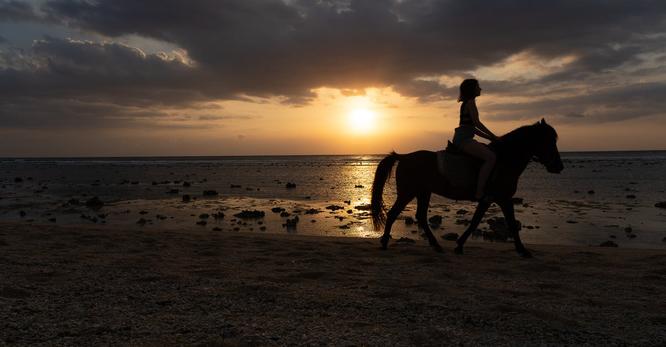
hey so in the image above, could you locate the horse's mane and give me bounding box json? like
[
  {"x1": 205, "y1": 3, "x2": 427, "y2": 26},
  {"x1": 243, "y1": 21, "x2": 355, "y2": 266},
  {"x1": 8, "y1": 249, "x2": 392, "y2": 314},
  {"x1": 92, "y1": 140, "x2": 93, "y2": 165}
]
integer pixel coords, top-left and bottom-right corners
[{"x1": 490, "y1": 121, "x2": 558, "y2": 157}]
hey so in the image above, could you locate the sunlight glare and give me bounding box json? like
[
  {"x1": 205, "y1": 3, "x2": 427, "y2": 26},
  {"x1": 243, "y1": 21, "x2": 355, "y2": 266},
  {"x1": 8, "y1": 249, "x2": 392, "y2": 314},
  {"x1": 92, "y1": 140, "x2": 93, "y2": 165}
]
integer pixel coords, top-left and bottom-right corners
[{"x1": 348, "y1": 108, "x2": 376, "y2": 134}]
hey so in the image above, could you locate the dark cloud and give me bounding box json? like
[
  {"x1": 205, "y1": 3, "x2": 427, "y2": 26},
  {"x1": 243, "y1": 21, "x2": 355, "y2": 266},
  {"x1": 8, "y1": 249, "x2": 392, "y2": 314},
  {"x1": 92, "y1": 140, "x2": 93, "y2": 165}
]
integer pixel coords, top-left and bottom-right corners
[{"x1": 0, "y1": 0, "x2": 665, "y2": 130}]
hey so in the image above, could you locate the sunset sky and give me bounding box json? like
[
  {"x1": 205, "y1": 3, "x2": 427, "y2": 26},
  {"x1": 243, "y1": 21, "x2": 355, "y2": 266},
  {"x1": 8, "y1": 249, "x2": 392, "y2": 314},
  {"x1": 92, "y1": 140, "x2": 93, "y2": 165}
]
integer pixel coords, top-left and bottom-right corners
[{"x1": 1, "y1": 0, "x2": 665, "y2": 156}]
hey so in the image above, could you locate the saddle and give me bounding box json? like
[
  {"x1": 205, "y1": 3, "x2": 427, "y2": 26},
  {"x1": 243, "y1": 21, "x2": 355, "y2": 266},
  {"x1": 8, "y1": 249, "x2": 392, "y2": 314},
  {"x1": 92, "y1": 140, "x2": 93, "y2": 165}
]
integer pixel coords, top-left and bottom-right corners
[{"x1": 436, "y1": 141, "x2": 485, "y2": 189}]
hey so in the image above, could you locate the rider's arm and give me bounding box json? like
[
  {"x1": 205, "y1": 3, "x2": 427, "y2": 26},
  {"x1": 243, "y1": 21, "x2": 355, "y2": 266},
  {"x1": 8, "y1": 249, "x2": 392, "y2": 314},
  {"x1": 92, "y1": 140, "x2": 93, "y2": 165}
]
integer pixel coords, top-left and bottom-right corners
[{"x1": 468, "y1": 102, "x2": 499, "y2": 141}]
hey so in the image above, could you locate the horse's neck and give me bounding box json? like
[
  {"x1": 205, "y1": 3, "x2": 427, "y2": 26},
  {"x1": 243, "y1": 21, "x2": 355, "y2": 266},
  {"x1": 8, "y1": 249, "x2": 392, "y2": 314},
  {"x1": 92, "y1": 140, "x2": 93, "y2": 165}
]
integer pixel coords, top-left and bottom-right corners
[{"x1": 496, "y1": 141, "x2": 534, "y2": 177}]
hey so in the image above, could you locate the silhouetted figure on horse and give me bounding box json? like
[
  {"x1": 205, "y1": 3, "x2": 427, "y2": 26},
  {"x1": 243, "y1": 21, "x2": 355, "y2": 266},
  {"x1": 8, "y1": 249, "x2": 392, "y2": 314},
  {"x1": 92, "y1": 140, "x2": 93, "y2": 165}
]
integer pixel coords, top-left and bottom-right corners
[{"x1": 370, "y1": 80, "x2": 564, "y2": 257}]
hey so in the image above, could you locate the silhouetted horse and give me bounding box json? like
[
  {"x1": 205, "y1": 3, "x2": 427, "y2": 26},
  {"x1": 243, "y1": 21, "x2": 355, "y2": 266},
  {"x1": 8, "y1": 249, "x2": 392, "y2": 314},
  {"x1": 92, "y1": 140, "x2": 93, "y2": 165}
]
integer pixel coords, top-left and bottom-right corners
[{"x1": 371, "y1": 119, "x2": 563, "y2": 257}]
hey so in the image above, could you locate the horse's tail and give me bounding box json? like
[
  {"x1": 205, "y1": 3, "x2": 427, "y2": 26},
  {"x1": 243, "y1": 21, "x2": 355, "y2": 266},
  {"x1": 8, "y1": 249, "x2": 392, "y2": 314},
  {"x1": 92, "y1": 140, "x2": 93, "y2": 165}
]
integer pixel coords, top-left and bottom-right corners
[{"x1": 371, "y1": 151, "x2": 400, "y2": 231}]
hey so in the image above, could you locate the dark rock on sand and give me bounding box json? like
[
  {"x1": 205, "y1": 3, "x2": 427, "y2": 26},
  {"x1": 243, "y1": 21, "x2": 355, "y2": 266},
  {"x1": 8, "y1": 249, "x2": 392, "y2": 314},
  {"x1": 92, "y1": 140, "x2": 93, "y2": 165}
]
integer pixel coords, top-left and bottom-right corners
[
  {"x1": 655, "y1": 201, "x2": 666, "y2": 209},
  {"x1": 283, "y1": 216, "x2": 299, "y2": 228},
  {"x1": 428, "y1": 215, "x2": 443, "y2": 226},
  {"x1": 404, "y1": 216, "x2": 415, "y2": 225},
  {"x1": 396, "y1": 237, "x2": 415, "y2": 244},
  {"x1": 136, "y1": 218, "x2": 148, "y2": 226},
  {"x1": 626, "y1": 194, "x2": 636, "y2": 199},
  {"x1": 212, "y1": 212, "x2": 224, "y2": 220},
  {"x1": 212, "y1": 227, "x2": 222, "y2": 231},
  {"x1": 85, "y1": 197, "x2": 104, "y2": 210},
  {"x1": 456, "y1": 209, "x2": 468, "y2": 215},
  {"x1": 354, "y1": 185, "x2": 364, "y2": 188},
  {"x1": 285, "y1": 182, "x2": 296, "y2": 189},
  {"x1": 19, "y1": 211, "x2": 26, "y2": 217},
  {"x1": 326, "y1": 205, "x2": 345, "y2": 211},
  {"x1": 199, "y1": 214, "x2": 209, "y2": 219},
  {"x1": 599, "y1": 240, "x2": 618, "y2": 247},
  {"x1": 196, "y1": 220, "x2": 207, "y2": 226},
  {"x1": 234, "y1": 210, "x2": 265, "y2": 219},
  {"x1": 271, "y1": 207, "x2": 286, "y2": 213},
  {"x1": 280, "y1": 211, "x2": 290, "y2": 217},
  {"x1": 230, "y1": 184, "x2": 241, "y2": 188},
  {"x1": 304, "y1": 208, "x2": 320, "y2": 214},
  {"x1": 624, "y1": 227, "x2": 633, "y2": 233},
  {"x1": 166, "y1": 189, "x2": 179, "y2": 194},
  {"x1": 182, "y1": 195, "x2": 191, "y2": 203},
  {"x1": 354, "y1": 204, "x2": 371, "y2": 211},
  {"x1": 588, "y1": 190, "x2": 595, "y2": 194},
  {"x1": 67, "y1": 198, "x2": 81, "y2": 206},
  {"x1": 139, "y1": 211, "x2": 148, "y2": 215},
  {"x1": 442, "y1": 232, "x2": 459, "y2": 241},
  {"x1": 14, "y1": 177, "x2": 23, "y2": 183},
  {"x1": 202, "y1": 190, "x2": 219, "y2": 196}
]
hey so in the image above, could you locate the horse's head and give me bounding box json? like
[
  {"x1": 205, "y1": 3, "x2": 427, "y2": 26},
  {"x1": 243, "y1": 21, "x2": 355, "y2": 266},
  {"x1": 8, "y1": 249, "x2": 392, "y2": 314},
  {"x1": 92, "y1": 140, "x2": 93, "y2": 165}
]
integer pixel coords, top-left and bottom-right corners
[{"x1": 531, "y1": 119, "x2": 564, "y2": 173}]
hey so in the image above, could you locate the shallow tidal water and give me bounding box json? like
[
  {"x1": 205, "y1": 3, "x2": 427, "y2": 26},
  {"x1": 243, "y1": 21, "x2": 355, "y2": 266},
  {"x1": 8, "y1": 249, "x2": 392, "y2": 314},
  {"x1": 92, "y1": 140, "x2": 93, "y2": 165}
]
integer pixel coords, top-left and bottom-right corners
[{"x1": 0, "y1": 151, "x2": 665, "y2": 249}]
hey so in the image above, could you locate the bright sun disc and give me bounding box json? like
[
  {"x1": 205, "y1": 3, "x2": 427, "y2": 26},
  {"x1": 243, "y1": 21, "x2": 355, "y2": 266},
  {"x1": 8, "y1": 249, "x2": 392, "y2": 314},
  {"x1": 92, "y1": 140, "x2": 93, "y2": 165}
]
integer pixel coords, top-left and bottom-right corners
[{"x1": 348, "y1": 108, "x2": 375, "y2": 133}]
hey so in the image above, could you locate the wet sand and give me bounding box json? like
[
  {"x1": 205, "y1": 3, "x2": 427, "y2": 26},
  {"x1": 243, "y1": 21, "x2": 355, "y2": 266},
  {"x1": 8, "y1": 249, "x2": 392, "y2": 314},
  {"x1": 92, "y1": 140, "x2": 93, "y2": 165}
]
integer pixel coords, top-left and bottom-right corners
[{"x1": 1, "y1": 222, "x2": 665, "y2": 345}]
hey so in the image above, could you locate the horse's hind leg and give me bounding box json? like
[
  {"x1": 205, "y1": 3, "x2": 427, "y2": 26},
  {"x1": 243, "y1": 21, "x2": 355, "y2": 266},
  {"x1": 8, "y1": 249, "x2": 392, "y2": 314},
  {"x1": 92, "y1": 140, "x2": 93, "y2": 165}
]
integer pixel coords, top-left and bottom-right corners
[
  {"x1": 380, "y1": 193, "x2": 413, "y2": 249},
  {"x1": 454, "y1": 201, "x2": 490, "y2": 254},
  {"x1": 498, "y1": 199, "x2": 532, "y2": 258},
  {"x1": 416, "y1": 193, "x2": 443, "y2": 253}
]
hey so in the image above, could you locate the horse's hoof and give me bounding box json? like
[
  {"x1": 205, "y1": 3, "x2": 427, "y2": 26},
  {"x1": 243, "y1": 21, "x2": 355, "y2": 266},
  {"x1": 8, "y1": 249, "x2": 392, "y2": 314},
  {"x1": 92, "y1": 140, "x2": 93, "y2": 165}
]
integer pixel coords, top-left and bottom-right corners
[
  {"x1": 454, "y1": 246, "x2": 464, "y2": 255},
  {"x1": 379, "y1": 237, "x2": 389, "y2": 250}
]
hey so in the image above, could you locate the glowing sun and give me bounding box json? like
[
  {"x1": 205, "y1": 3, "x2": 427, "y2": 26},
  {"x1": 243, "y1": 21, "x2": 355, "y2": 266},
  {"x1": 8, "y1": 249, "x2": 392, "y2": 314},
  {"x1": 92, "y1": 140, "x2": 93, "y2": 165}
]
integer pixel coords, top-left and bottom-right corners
[{"x1": 348, "y1": 108, "x2": 376, "y2": 133}]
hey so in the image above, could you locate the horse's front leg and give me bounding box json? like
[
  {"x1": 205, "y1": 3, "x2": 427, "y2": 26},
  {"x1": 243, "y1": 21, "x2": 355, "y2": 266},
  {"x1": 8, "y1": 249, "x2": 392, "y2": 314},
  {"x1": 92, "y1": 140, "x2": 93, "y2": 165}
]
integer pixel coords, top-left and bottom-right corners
[
  {"x1": 454, "y1": 201, "x2": 490, "y2": 254},
  {"x1": 416, "y1": 193, "x2": 442, "y2": 252},
  {"x1": 498, "y1": 199, "x2": 532, "y2": 258}
]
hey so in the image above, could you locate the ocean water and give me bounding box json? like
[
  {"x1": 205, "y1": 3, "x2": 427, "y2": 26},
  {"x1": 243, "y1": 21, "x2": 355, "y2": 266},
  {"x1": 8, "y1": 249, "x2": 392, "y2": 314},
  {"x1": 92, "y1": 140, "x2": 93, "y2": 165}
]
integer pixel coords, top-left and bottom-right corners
[{"x1": 1, "y1": 152, "x2": 665, "y2": 248}]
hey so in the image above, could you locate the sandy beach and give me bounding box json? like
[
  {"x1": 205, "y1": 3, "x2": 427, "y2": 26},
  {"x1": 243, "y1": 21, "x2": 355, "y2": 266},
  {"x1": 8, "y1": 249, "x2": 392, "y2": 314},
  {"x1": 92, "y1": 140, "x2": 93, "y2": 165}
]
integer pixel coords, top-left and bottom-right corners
[{"x1": 1, "y1": 222, "x2": 665, "y2": 346}]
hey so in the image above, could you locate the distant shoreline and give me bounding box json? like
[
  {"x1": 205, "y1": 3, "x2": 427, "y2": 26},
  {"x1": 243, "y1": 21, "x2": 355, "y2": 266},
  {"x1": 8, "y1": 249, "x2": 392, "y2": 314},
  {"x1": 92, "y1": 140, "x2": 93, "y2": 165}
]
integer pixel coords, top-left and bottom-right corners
[{"x1": 2, "y1": 149, "x2": 666, "y2": 160}]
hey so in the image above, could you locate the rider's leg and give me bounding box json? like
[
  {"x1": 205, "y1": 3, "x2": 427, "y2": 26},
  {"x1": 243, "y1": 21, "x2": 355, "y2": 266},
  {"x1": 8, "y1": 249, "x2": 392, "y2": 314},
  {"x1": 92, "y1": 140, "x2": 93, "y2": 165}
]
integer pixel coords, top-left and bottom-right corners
[{"x1": 460, "y1": 140, "x2": 496, "y2": 199}]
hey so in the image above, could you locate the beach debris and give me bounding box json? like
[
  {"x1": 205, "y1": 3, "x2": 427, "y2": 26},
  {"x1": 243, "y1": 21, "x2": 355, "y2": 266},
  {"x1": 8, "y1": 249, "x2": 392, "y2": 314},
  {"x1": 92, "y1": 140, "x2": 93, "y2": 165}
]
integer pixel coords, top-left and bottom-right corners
[
  {"x1": 283, "y1": 216, "x2": 299, "y2": 229},
  {"x1": 396, "y1": 237, "x2": 415, "y2": 244},
  {"x1": 285, "y1": 182, "x2": 296, "y2": 188},
  {"x1": 67, "y1": 198, "x2": 81, "y2": 206},
  {"x1": 234, "y1": 210, "x2": 265, "y2": 219},
  {"x1": 441, "y1": 232, "x2": 459, "y2": 241},
  {"x1": 404, "y1": 216, "x2": 415, "y2": 225},
  {"x1": 85, "y1": 196, "x2": 104, "y2": 210},
  {"x1": 599, "y1": 240, "x2": 618, "y2": 247},
  {"x1": 182, "y1": 194, "x2": 191, "y2": 203},
  {"x1": 202, "y1": 190, "x2": 219, "y2": 196},
  {"x1": 428, "y1": 215, "x2": 443, "y2": 226},
  {"x1": 199, "y1": 213, "x2": 210, "y2": 219},
  {"x1": 354, "y1": 204, "x2": 371, "y2": 211},
  {"x1": 271, "y1": 207, "x2": 286, "y2": 213},
  {"x1": 655, "y1": 201, "x2": 666, "y2": 209},
  {"x1": 326, "y1": 205, "x2": 345, "y2": 211}
]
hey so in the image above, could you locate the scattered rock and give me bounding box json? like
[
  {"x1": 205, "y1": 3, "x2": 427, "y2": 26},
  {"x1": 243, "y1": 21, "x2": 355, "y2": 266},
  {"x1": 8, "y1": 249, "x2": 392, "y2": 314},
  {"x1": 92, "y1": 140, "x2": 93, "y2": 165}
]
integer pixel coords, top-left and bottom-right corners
[
  {"x1": 199, "y1": 213, "x2": 210, "y2": 219},
  {"x1": 285, "y1": 182, "x2": 296, "y2": 189},
  {"x1": 283, "y1": 216, "x2": 299, "y2": 229},
  {"x1": 280, "y1": 211, "x2": 290, "y2": 217},
  {"x1": 202, "y1": 190, "x2": 219, "y2": 197},
  {"x1": 19, "y1": 211, "x2": 26, "y2": 217},
  {"x1": 136, "y1": 218, "x2": 148, "y2": 226},
  {"x1": 566, "y1": 220, "x2": 578, "y2": 224},
  {"x1": 395, "y1": 237, "x2": 415, "y2": 244},
  {"x1": 234, "y1": 210, "x2": 265, "y2": 219},
  {"x1": 14, "y1": 177, "x2": 23, "y2": 183},
  {"x1": 304, "y1": 208, "x2": 321, "y2": 214},
  {"x1": 655, "y1": 201, "x2": 666, "y2": 209},
  {"x1": 85, "y1": 196, "x2": 104, "y2": 210},
  {"x1": 139, "y1": 210, "x2": 148, "y2": 215},
  {"x1": 587, "y1": 190, "x2": 595, "y2": 194},
  {"x1": 428, "y1": 215, "x2": 443, "y2": 226},
  {"x1": 271, "y1": 207, "x2": 286, "y2": 213},
  {"x1": 182, "y1": 195, "x2": 191, "y2": 203},
  {"x1": 183, "y1": 181, "x2": 191, "y2": 187},
  {"x1": 624, "y1": 227, "x2": 633, "y2": 233},
  {"x1": 212, "y1": 227, "x2": 222, "y2": 231},
  {"x1": 404, "y1": 216, "x2": 415, "y2": 225},
  {"x1": 343, "y1": 200, "x2": 351, "y2": 205},
  {"x1": 230, "y1": 184, "x2": 241, "y2": 188},
  {"x1": 626, "y1": 194, "x2": 636, "y2": 199},
  {"x1": 166, "y1": 189, "x2": 179, "y2": 194},
  {"x1": 456, "y1": 209, "x2": 468, "y2": 215},
  {"x1": 599, "y1": 240, "x2": 618, "y2": 247},
  {"x1": 212, "y1": 212, "x2": 224, "y2": 220},
  {"x1": 354, "y1": 204, "x2": 371, "y2": 211},
  {"x1": 326, "y1": 205, "x2": 345, "y2": 211},
  {"x1": 354, "y1": 185, "x2": 364, "y2": 188},
  {"x1": 196, "y1": 220, "x2": 207, "y2": 226},
  {"x1": 67, "y1": 198, "x2": 81, "y2": 206},
  {"x1": 441, "y1": 233, "x2": 459, "y2": 241}
]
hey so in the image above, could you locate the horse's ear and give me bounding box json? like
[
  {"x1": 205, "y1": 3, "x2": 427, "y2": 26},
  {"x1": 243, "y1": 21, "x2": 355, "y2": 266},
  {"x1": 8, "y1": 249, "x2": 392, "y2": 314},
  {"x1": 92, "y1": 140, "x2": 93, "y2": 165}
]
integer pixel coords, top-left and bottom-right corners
[{"x1": 540, "y1": 118, "x2": 547, "y2": 125}]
